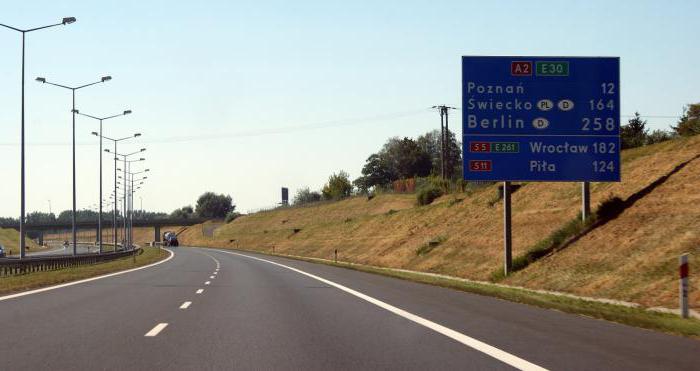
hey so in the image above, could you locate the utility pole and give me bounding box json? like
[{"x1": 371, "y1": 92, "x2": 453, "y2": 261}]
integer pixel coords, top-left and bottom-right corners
[{"x1": 431, "y1": 105, "x2": 457, "y2": 179}]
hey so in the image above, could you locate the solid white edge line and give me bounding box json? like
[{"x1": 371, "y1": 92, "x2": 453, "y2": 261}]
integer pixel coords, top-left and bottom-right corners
[
  {"x1": 196, "y1": 289, "x2": 204, "y2": 294},
  {"x1": 180, "y1": 301, "x2": 192, "y2": 309},
  {"x1": 145, "y1": 323, "x2": 168, "y2": 337},
  {"x1": 0, "y1": 248, "x2": 175, "y2": 302},
  {"x1": 216, "y1": 249, "x2": 547, "y2": 371}
]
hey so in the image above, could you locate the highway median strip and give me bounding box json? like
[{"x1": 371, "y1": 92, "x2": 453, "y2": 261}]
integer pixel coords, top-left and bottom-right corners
[{"x1": 0, "y1": 247, "x2": 172, "y2": 299}]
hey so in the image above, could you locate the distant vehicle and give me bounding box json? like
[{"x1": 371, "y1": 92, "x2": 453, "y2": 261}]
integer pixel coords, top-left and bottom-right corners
[
  {"x1": 0, "y1": 244, "x2": 5, "y2": 258},
  {"x1": 163, "y1": 231, "x2": 179, "y2": 247}
]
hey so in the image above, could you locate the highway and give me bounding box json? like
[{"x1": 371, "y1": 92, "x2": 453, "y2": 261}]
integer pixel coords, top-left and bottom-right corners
[{"x1": 1, "y1": 246, "x2": 698, "y2": 370}]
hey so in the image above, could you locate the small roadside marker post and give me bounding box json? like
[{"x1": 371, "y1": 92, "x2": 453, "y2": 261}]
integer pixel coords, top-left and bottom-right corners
[
  {"x1": 334, "y1": 249, "x2": 338, "y2": 263},
  {"x1": 680, "y1": 253, "x2": 689, "y2": 318}
]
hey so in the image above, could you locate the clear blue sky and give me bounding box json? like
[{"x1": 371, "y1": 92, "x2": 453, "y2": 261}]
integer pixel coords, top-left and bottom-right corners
[{"x1": 0, "y1": 0, "x2": 697, "y2": 217}]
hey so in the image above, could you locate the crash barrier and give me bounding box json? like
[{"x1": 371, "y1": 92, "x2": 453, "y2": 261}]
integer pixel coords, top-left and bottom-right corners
[{"x1": 0, "y1": 247, "x2": 143, "y2": 277}]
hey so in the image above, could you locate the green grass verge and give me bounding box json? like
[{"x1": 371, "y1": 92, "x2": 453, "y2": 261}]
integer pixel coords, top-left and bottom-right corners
[
  {"x1": 0, "y1": 247, "x2": 168, "y2": 296},
  {"x1": 209, "y1": 246, "x2": 700, "y2": 339}
]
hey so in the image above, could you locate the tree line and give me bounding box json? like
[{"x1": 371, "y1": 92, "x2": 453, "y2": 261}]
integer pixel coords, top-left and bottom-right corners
[
  {"x1": 0, "y1": 209, "x2": 169, "y2": 227},
  {"x1": 293, "y1": 128, "x2": 462, "y2": 205},
  {"x1": 295, "y1": 102, "x2": 700, "y2": 207},
  {"x1": 170, "y1": 192, "x2": 239, "y2": 221},
  {"x1": 621, "y1": 104, "x2": 700, "y2": 149}
]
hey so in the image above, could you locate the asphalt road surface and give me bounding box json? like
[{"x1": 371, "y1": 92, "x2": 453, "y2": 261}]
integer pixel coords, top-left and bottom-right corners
[{"x1": 1, "y1": 246, "x2": 698, "y2": 370}]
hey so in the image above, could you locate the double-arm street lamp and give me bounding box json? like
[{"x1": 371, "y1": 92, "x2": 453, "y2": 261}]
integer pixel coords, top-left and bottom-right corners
[
  {"x1": 36, "y1": 75, "x2": 112, "y2": 255},
  {"x1": 123, "y1": 173, "x2": 148, "y2": 248},
  {"x1": 1, "y1": 17, "x2": 76, "y2": 258},
  {"x1": 97, "y1": 134, "x2": 140, "y2": 249},
  {"x1": 77, "y1": 110, "x2": 132, "y2": 253},
  {"x1": 107, "y1": 149, "x2": 145, "y2": 248}
]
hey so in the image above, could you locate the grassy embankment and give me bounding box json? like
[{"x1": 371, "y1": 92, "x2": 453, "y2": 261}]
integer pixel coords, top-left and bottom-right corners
[
  {"x1": 0, "y1": 246, "x2": 168, "y2": 296},
  {"x1": 0, "y1": 228, "x2": 47, "y2": 255},
  {"x1": 177, "y1": 136, "x2": 700, "y2": 335}
]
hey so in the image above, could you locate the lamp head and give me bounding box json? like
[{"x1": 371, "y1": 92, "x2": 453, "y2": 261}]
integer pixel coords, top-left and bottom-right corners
[
  {"x1": 134, "y1": 133, "x2": 141, "y2": 137},
  {"x1": 92, "y1": 132, "x2": 98, "y2": 136},
  {"x1": 104, "y1": 149, "x2": 110, "y2": 153},
  {"x1": 139, "y1": 158, "x2": 145, "y2": 161},
  {"x1": 124, "y1": 110, "x2": 132, "y2": 115},
  {"x1": 140, "y1": 148, "x2": 146, "y2": 152},
  {"x1": 35, "y1": 77, "x2": 46, "y2": 83},
  {"x1": 62, "y1": 17, "x2": 77, "y2": 25},
  {"x1": 101, "y1": 76, "x2": 112, "y2": 82}
]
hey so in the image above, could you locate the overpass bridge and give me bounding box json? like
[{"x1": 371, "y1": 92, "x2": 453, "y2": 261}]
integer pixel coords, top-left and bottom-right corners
[{"x1": 2, "y1": 218, "x2": 207, "y2": 244}]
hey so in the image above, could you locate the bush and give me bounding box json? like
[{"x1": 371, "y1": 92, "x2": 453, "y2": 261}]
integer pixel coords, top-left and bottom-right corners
[
  {"x1": 596, "y1": 196, "x2": 626, "y2": 220},
  {"x1": 322, "y1": 171, "x2": 353, "y2": 200},
  {"x1": 171, "y1": 205, "x2": 194, "y2": 219},
  {"x1": 224, "y1": 211, "x2": 241, "y2": 223},
  {"x1": 293, "y1": 187, "x2": 322, "y2": 205},
  {"x1": 673, "y1": 103, "x2": 700, "y2": 137},
  {"x1": 646, "y1": 129, "x2": 674, "y2": 145},
  {"x1": 416, "y1": 184, "x2": 443, "y2": 205},
  {"x1": 196, "y1": 192, "x2": 235, "y2": 218}
]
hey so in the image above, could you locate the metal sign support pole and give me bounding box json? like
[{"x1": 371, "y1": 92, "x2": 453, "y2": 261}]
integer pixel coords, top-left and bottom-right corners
[
  {"x1": 503, "y1": 181, "x2": 512, "y2": 275},
  {"x1": 582, "y1": 182, "x2": 591, "y2": 223}
]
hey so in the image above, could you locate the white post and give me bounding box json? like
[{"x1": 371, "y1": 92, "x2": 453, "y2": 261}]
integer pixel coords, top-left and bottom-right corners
[{"x1": 680, "y1": 253, "x2": 689, "y2": 318}]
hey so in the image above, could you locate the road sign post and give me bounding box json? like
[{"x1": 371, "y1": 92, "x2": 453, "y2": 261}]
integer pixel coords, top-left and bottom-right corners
[
  {"x1": 680, "y1": 253, "x2": 689, "y2": 318},
  {"x1": 503, "y1": 181, "x2": 512, "y2": 275},
  {"x1": 462, "y1": 56, "x2": 620, "y2": 275},
  {"x1": 582, "y1": 182, "x2": 591, "y2": 223}
]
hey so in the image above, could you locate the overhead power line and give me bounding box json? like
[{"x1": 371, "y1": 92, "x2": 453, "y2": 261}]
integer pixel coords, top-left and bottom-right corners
[{"x1": 0, "y1": 109, "x2": 429, "y2": 146}]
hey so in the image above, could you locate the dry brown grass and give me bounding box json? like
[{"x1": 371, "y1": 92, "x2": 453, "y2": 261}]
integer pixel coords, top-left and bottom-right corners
[
  {"x1": 505, "y1": 149, "x2": 700, "y2": 311},
  {"x1": 0, "y1": 228, "x2": 43, "y2": 255},
  {"x1": 178, "y1": 136, "x2": 700, "y2": 309}
]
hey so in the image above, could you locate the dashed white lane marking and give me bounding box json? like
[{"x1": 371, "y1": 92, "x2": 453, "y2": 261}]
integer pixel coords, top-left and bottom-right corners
[
  {"x1": 145, "y1": 323, "x2": 168, "y2": 337},
  {"x1": 180, "y1": 301, "x2": 192, "y2": 309},
  {"x1": 196, "y1": 250, "x2": 221, "y2": 271},
  {"x1": 205, "y1": 281, "x2": 211, "y2": 285},
  {"x1": 216, "y1": 250, "x2": 547, "y2": 371},
  {"x1": 0, "y1": 249, "x2": 175, "y2": 302},
  {"x1": 196, "y1": 289, "x2": 204, "y2": 294},
  {"x1": 209, "y1": 275, "x2": 215, "y2": 279},
  {"x1": 213, "y1": 272, "x2": 218, "y2": 275}
]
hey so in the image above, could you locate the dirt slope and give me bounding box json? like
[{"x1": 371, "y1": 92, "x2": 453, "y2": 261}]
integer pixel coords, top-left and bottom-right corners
[{"x1": 505, "y1": 152, "x2": 700, "y2": 310}]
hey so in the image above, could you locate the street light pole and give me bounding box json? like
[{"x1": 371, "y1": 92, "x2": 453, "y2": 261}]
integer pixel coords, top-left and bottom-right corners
[
  {"x1": 36, "y1": 75, "x2": 112, "y2": 255},
  {"x1": 1, "y1": 17, "x2": 77, "y2": 259},
  {"x1": 124, "y1": 170, "x2": 148, "y2": 250},
  {"x1": 99, "y1": 133, "x2": 140, "y2": 251},
  {"x1": 79, "y1": 110, "x2": 131, "y2": 254},
  {"x1": 106, "y1": 148, "x2": 145, "y2": 249}
]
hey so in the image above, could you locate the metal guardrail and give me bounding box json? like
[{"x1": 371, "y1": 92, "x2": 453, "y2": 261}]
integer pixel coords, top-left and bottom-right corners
[{"x1": 0, "y1": 247, "x2": 143, "y2": 277}]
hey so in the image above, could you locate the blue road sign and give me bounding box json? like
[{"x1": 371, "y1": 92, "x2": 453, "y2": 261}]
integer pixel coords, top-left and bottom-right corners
[{"x1": 462, "y1": 56, "x2": 620, "y2": 182}]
